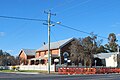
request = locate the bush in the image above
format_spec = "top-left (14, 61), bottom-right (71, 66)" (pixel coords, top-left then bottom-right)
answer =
top-left (11, 66), bottom-right (19, 71)
top-left (16, 66), bottom-right (20, 71)
top-left (11, 66), bottom-right (16, 70)
top-left (0, 66), bottom-right (3, 70)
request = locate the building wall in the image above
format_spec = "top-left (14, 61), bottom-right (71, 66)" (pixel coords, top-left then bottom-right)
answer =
top-left (36, 49), bottom-right (59, 58)
top-left (19, 51), bottom-right (27, 65)
top-left (27, 56), bottom-right (35, 59)
top-left (31, 39), bottom-right (74, 65)
top-left (106, 54), bottom-right (117, 67)
top-left (36, 52), bottom-right (39, 58)
top-left (51, 49), bottom-right (59, 55)
top-left (19, 51), bottom-right (35, 65)
top-left (36, 51), bottom-right (46, 58)
top-left (60, 40), bottom-right (74, 64)
top-left (35, 40), bottom-right (74, 65)
top-left (36, 49), bottom-right (59, 65)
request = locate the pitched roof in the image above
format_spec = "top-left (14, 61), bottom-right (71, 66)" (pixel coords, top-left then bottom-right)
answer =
top-left (22, 49), bottom-right (36, 56)
top-left (94, 52), bottom-right (118, 59)
top-left (37, 38), bottom-right (75, 51)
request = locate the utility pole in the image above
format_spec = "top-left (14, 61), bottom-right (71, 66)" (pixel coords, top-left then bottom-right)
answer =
top-left (44, 10), bottom-right (56, 74)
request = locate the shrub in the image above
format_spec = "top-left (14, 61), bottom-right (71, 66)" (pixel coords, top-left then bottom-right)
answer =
top-left (11, 66), bottom-right (16, 70)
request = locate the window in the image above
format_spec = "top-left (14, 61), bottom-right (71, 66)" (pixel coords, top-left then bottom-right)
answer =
top-left (40, 59), bottom-right (45, 64)
top-left (44, 52), bottom-right (46, 55)
top-left (39, 52), bottom-right (41, 56)
top-left (35, 60), bottom-right (39, 65)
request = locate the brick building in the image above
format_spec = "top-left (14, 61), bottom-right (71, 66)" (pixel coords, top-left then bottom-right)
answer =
top-left (19, 49), bottom-right (36, 65)
top-left (19, 38), bottom-right (75, 65)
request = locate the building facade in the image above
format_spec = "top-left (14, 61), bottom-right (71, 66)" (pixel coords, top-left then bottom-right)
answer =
top-left (94, 52), bottom-right (120, 67)
top-left (19, 38), bottom-right (75, 66)
top-left (19, 49), bottom-right (36, 65)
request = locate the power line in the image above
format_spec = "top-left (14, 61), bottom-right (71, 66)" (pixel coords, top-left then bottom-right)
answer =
top-left (59, 24), bottom-right (90, 35)
top-left (52, 21), bottom-right (108, 39)
top-left (50, 0), bottom-right (75, 10)
top-left (0, 15), bottom-right (46, 22)
top-left (53, 0), bottom-right (93, 15)
top-left (0, 15), bottom-right (108, 39)
top-left (51, 30), bottom-right (61, 46)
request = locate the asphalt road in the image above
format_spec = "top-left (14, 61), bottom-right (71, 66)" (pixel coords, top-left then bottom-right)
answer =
top-left (0, 72), bottom-right (120, 80)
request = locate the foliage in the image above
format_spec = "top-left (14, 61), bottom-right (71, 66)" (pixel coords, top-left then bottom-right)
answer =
top-left (11, 66), bottom-right (19, 71)
top-left (0, 50), bottom-right (19, 66)
top-left (105, 33), bottom-right (118, 52)
top-left (69, 33), bottom-right (107, 66)
top-left (69, 39), bottom-right (84, 65)
top-left (69, 33), bottom-right (120, 67)
top-left (96, 45), bottom-right (108, 53)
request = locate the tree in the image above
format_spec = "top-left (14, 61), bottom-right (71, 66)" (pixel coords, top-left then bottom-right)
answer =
top-left (81, 36), bottom-right (96, 66)
top-left (69, 39), bottom-right (84, 65)
top-left (69, 33), bottom-right (102, 66)
top-left (0, 50), bottom-right (3, 56)
top-left (105, 33), bottom-right (118, 52)
top-left (96, 45), bottom-right (107, 53)
top-left (0, 50), bottom-right (18, 66)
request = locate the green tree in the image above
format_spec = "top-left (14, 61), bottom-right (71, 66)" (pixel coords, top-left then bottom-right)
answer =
top-left (69, 34), bottom-right (101, 66)
top-left (105, 33), bottom-right (118, 52)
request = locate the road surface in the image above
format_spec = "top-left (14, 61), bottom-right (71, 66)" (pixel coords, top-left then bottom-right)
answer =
top-left (0, 72), bottom-right (120, 80)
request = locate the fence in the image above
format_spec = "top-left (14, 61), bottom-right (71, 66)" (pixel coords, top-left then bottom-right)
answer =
top-left (9, 64), bottom-right (55, 71)
top-left (58, 67), bottom-right (120, 75)
top-left (0, 66), bottom-right (9, 70)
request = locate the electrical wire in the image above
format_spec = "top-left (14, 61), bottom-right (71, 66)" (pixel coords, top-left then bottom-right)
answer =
top-left (50, 0), bottom-right (75, 10)
top-left (52, 21), bottom-right (108, 39)
top-left (0, 15), bottom-right (108, 39)
top-left (0, 15), bottom-right (46, 22)
top-left (51, 30), bottom-right (61, 46)
top-left (53, 0), bottom-right (93, 15)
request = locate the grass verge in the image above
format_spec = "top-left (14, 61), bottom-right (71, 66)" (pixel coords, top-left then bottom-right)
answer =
top-left (0, 70), bottom-right (58, 74)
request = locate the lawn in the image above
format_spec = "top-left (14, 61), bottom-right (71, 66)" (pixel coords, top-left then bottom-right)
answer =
top-left (0, 69), bottom-right (46, 72)
top-left (0, 70), bottom-right (57, 74)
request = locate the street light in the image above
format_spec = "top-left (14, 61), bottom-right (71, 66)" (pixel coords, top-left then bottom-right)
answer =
top-left (56, 22), bottom-right (61, 24)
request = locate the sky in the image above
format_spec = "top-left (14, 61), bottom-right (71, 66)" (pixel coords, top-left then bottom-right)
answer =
top-left (0, 0), bottom-right (120, 56)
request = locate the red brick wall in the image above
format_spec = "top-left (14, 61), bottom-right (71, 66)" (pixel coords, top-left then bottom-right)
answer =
top-left (60, 40), bottom-right (74, 64)
top-left (27, 55), bottom-right (35, 59)
top-left (35, 39), bottom-right (74, 65)
top-left (51, 49), bottom-right (59, 55)
top-left (19, 51), bottom-right (35, 65)
top-left (36, 49), bottom-right (59, 64)
top-left (36, 52), bottom-right (39, 58)
top-left (19, 51), bottom-right (27, 65)
top-left (36, 49), bottom-right (59, 58)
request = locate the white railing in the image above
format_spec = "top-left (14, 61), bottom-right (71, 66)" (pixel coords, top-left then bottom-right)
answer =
top-left (18, 64), bottom-right (55, 71)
